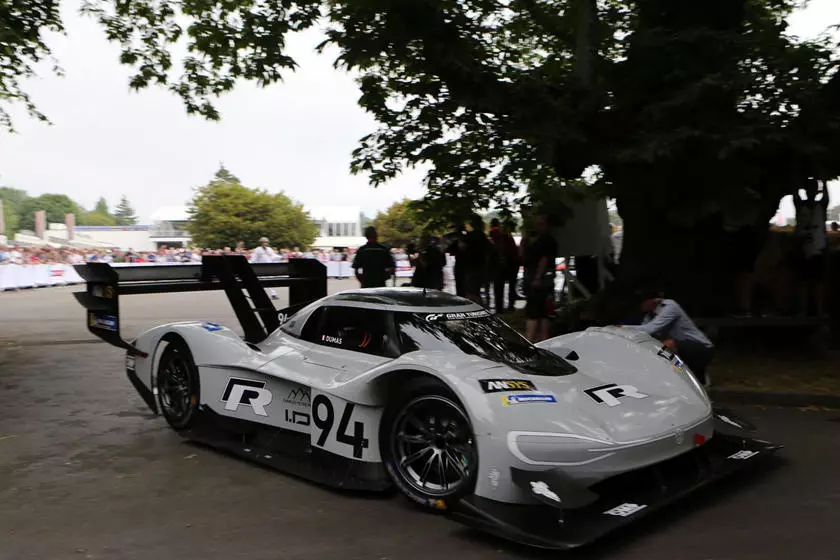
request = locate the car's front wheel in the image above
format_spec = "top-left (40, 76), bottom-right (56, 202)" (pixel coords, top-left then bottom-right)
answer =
top-left (381, 378), bottom-right (478, 511)
top-left (156, 336), bottom-right (200, 431)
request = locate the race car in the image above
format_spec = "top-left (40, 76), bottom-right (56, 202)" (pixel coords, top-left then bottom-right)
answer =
top-left (73, 255), bottom-right (780, 550)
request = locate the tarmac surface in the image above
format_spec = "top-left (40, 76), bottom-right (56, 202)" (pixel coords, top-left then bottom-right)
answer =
top-left (1, 284), bottom-right (840, 560)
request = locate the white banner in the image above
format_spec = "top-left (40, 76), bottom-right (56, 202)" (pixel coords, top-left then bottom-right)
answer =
top-left (0, 264), bottom-right (86, 291)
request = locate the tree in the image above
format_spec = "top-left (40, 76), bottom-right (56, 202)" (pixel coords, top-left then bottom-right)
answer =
top-left (0, 1), bottom-right (62, 131)
top-left (114, 195), bottom-right (138, 225)
top-left (373, 199), bottom-right (434, 248)
top-left (188, 167), bottom-right (317, 249)
top-left (93, 197), bottom-right (110, 216)
top-left (7, 1), bottom-right (840, 312)
top-left (0, 187), bottom-right (29, 236)
top-left (18, 194), bottom-right (80, 231)
top-left (80, 211), bottom-right (117, 226)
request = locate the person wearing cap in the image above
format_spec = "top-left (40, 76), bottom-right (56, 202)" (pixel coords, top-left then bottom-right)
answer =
top-left (352, 226), bottom-right (396, 288)
top-left (622, 291), bottom-right (714, 386)
top-left (250, 237), bottom-right (279, 299)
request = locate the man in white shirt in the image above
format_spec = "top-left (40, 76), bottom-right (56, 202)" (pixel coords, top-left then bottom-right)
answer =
top-left (622, 290), bottom-right (714, 387)
top-left (250, 237), bottom-right (279, 299)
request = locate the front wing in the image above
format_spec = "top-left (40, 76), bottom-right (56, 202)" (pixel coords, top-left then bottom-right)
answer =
top-left (450, 433), bottom-right (781, 550)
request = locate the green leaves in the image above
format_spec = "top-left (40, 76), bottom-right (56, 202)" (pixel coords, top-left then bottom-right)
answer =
top-left (79, 0), bottom-right (322, 120)
top-left (371, 198), bottom-right (434, 247)
top-left (114, 194), bottom-right (138, 225)
top-left (0, 0), bottom-right (64, 131)
top-left (187, 166), bottom-right (318, 248)
top-left (4, 0), bottom-right (840, 237)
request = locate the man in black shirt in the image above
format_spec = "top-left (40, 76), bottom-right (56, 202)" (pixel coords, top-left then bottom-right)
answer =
top-left (444, 222), bottom-right (467, 296)
top-left (352, 226), bottom-right (396, 288)
top-left (461, 215), bottom-right (491, 304)
top-left (411, 234), bottom-right (446, 290)
top-left (522, 212), bottom-right (557, 342)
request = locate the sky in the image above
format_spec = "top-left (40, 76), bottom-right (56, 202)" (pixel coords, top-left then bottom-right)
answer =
top-left (0, 1), bottom-right (838, 224)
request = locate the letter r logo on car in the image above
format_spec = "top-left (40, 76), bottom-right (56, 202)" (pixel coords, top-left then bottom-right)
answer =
top-left (584, 383), bottom-right (648, 407)
top-left (221, 378), bottom-right (273, 416)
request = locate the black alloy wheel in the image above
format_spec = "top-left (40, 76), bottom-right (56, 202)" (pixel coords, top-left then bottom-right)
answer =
top-left (156, 337), bottom-right (199, 430)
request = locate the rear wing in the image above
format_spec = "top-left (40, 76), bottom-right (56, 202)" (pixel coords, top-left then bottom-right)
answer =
top-left (73, 255), bottom-right (327, 355)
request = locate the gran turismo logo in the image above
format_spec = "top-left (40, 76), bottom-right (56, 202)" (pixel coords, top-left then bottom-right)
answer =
top-left (220, 378), bottom-right (273, 417)
top-left (584, 383), bottom-right (649, 407)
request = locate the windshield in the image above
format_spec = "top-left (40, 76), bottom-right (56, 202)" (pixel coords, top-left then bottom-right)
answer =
top-left (395, 312), bottom-right (577, 376)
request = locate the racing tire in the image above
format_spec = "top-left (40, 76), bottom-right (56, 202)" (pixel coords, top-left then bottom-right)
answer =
top-left (156, 336), bottom-right (200, 431)
top-left (380, 378), bottom-right (478, 512)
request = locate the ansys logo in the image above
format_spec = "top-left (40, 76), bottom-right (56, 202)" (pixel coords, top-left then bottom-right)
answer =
top-left (479, 379), bottom-right (537, 393)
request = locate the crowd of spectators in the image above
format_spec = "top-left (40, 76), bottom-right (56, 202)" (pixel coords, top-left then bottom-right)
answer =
top-left (0, 243), bottom-right (411, 267)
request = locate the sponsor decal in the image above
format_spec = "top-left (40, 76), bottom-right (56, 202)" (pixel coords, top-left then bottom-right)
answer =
top-left (321, 334), bottom-right (342, 345)
top-left (220, 378), bottom-right (273, 417)
top-left (89, 313), bottom-right (117, 332)
top-left (285, 410), bottom-right (310, 426)
top-left (479, 379), bottom-right (537, 393)
top-left (657, 346), bottom-right (675, 361)
top-left (50, 268), bottom-right (64, 277)
top-left (277, 313), bottom-right (290, 325)
top-left (673, 429), bottom-right (684, 445)
top-left (202, 322), bottom-right (223, 332)
top-left (530, 481), bottom-right (561, 503)
top-left (487, 468), bottom-right (501, 488)
top-left (501, 393), bottom-right (557, 406)
top-left (584, 383), bottom-right (649, 407)
top-left (728, 450), bottom-right (759, 460)
top-left (425, 310), bottom-right (492, 322)
top-left (284, 388), bottom-right (311, 408)
top-left (125, 354), bottom-right (136, 373)
top-left (604, 503), bottom-right (647, 517)
top-left (283, 387), bottom-right (311, 427)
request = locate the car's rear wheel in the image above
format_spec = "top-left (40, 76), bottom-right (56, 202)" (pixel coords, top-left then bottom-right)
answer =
top-left (381, 378), bottom-right (478, 511)
top-left (156, 336), bottom-right (200, 430)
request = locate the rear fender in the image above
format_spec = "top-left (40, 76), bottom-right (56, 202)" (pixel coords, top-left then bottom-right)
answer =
top-left (128, 321), bottom-right (268, 415)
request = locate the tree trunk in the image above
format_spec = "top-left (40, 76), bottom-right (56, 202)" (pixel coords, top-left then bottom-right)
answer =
top-left (615, 194), bottom-right (734, 317)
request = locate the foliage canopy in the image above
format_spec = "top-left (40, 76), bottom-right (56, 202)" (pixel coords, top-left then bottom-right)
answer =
top-left (372, 199), bottom-right (434, 248)
top-left (4, 0), bottom-right (840, 307)
top-left (187, 167), bottom-right (318, 249)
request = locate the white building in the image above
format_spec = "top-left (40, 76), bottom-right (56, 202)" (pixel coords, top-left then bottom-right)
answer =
top-left (149, 206), bottom-right (192, 248)
top-left (308, 206), bottom-right (367, 249)
top-left (13, 204), bottom-right (367, 251)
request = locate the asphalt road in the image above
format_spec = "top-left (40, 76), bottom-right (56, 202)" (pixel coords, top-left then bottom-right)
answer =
top-left (1, 285), bottom-right (839, 560)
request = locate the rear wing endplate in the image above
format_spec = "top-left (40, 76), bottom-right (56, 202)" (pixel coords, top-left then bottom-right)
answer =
top-left (73, 255), bottom-right (327, 354)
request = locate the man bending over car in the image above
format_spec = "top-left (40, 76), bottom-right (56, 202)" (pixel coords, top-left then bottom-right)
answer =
top-left (621, 290), bottom-right (714, 387)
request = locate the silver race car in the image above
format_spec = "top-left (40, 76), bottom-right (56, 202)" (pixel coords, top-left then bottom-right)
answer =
top-left (74, 255), bottom-right (780, 550)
